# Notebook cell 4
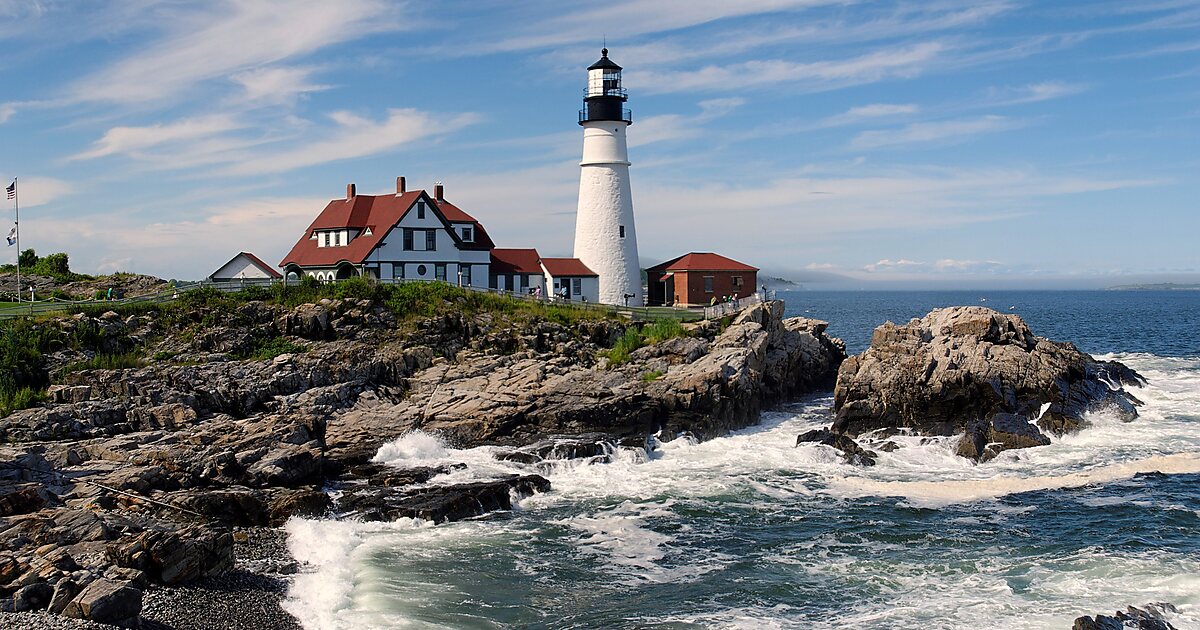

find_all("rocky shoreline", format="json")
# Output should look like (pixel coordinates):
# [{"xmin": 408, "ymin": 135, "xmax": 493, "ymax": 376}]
[{"xmin": 1, "ymin": 289, "xmax": 845, "ymax": 627}]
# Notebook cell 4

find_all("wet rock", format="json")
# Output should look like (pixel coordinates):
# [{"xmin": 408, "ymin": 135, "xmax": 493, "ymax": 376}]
[
  {"xmin": 833, "ymin": 307, "xmax": 1145, "ymax": 459},
  {"xmin": 1073, "ymin": 603, "xmax": 1178, "ymax": 630},
  {"xmin": 795, "ymin": 429, "xmax": 877, "ymax": 466},
  {"xmin": 267, "ymin": 488, "xmax": 332, "ymax": 524},
  {"xmin": 338, "ymin": 475, "xmax": 550, "ymax": 524}
]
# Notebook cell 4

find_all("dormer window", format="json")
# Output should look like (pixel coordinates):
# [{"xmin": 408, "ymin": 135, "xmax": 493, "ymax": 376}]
[
  {"xmin": 334, "ymin": 231, "xmax": 341, "ymax": 246},
  {"xmin": 323, "ymin": 232, "xmax": 330, "ymax": 247},
  {"xmin": 461, "ymin": 226, "xmax": 473, "ymax": 242}
]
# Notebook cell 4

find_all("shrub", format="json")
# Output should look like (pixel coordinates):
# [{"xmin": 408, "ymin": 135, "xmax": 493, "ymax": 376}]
[
  {"xmin": 58, "ymin": 352, "xmax": 145, "ymax": 377},
  {"xmin": 0, "ymin": 386, "xmax": 47, "ymax": 417},
  {"xmin": 607, "ymin": 328, "xmax": 644, "ymax": 366},
  {"xmin": 641, "ymin": 369, "xmax": 664, "ymax": 382},
  {"xmin": 643, "ymin": 318, "xmax": 685, "ymax": 344},
  {"xmin": 239, "ymin": 337, "xmax": 306, "ymax": 361}
]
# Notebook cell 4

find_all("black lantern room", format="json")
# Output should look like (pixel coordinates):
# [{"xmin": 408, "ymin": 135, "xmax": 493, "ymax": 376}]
[{"xmin": 579, "ymin": 48, "xmax": 632, "ymax": 125}]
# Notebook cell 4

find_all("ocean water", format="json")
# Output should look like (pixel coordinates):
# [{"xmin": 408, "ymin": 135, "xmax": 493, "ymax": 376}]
[{"xmin": 284, "ymin": 291, "xmax": 1200, "ymax": 629}]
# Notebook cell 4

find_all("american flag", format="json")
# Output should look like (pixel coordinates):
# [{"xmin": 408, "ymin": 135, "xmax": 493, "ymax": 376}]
[{"xmin": 5, "ymin": 181, "xmax": 13, "ymax": 200}]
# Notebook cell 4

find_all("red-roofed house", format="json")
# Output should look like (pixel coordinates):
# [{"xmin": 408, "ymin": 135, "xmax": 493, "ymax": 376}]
[
  {"xmin": 645, "ymin": 252, "xmax": 758, "ymax": 306},
  {"xmin": 541, "ymin": 257, "xmax": 600, "ymax": 303},
  {"xmin": 280, "ymin": 178, "xmax": 493, "ymax": 286},
  {"xmin": 210, "ymin": 252, "xmax": 283, "ymax": 281},
  {"xmin": 489, "ymin": 248, "xmax": 545, "ymax": 294}
]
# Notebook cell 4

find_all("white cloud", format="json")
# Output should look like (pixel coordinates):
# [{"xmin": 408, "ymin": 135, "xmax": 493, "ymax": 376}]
[
  {"xmin": 629, "ymin": 42, "xmax": 944, "ymax": 94},
  {"xmin": 864, "ymin": 259, "xmax": 926, "ymax": 272},
  {"xmin": 850, "ymin": 115, "xmax": 1023, "ymax": 150},
  {"xmin": 69, "ymin": 0, "xmax": 400, "ymax": 104},
  {"xmin": 70, "ymin": 115, "xmax": 246, "ymax": 161},
  {"xmin": 4, "ymin": 176, "xmax": 72, "ymax": 208},
  {"xmin": 983, "ymin": 81, "xmax": 1087, "ymax": 106},
  {"xmin": 0, "ymin": 103, "xmax": 14, "ymax": 124},
  {"xmin": 822, "ymin": 103, "xmax": 920, "ymax": 126},
  {"xmin": 230, "ymin": 66, "xmax": 330, "ymax": 104},
  {"xmin": 630, "ymin": 97, "xmax": 746, "ymax": 147},
  {"xmin": 933, "ymin": 258, "xmax": 1006, "ymax": 272},
  {"xmin": 222, "ymin": 108, "xmax": 481, "ymax": 176}
]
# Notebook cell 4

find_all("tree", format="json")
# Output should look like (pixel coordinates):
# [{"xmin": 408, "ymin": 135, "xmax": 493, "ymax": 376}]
[{"xmin": 17, "ymin": 249, "xmax": 37, "ymax": 269}]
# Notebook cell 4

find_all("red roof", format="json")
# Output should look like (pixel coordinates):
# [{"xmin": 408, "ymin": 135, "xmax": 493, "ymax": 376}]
[
  {"xmin": 540, "ymin": 257, "xmax": 597, "ymax": 277},
  {"xmin": 280, "ymin": 190, "xmax": 491, "ymax": 268},
  {"xmin": 646, "ymin": 252, "xmax": 758, "ymax": 273},
  {"xmin": 491, "ymin": 248, "xmax": 543, "ymax": 274},
  {"xmin": 238, "ymin": 252, "xmax": 282, "ymax": 278}
]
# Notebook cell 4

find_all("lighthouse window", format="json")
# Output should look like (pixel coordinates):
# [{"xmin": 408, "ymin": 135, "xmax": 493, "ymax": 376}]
[{"xmin": 619, "ymin": 225, "xmax": 625, "ymax": 238}]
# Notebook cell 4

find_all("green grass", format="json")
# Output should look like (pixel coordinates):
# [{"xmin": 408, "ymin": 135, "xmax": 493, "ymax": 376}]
[
  {"xmin": 642, "ymin": 318, "xmax": 686, "ymax": 344},
  {"xmin": 606, "ymin": 318, "xmax": 689, "ymax": 367},
  {"xmin": 606, "ymin": 328, "xmax": 645, "ymax": 366},
  {"xmin": 0, "ymin": 386, "xmax": 47, "ymax": 417},
  {"xmin": 238, "ymin": 337, "xmax": 307, "ymax": 361},
  {"xmin": 641, "ymin": 369, "xmax": 664, "ymax": 382},
  {"xmin": 57, "ymin": 351, "xmax": 146, "ymax": 377}
]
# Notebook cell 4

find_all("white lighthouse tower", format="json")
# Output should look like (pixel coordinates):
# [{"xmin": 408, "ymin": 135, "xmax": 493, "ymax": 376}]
[{"xmin": 573, "ymin": 48, "xmax": 642, "ymax": 306}]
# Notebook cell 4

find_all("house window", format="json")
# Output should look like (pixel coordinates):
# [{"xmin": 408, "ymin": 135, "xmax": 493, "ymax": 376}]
[
  {"xmin": 416, "ymin": 264, "xmax": 427, "ymax": 276},
  {"xmin": 732, "ymin": 276, "xmax": 743, "ymax": 288},
  {"xmin": 704, "ymin": 276, "xmax": 714, "ymax": 293},
  {"xmin": 520, "ymin": 274, "xmax": 529, "ymax": 289},
  {"xmin": 461, "ymin": 226, "xmax": 473, "ymax": 241},
  {"xmin": 619, "ymin": 225, "xmax": 625, "ymax": 238},
  {"xmin": 425, "ymin": 230, "xmax": 436, "ymax": 251},
  {"xmin": 572, "ymin": 278, "xmax": 582, "ymax": 294},
  {"xmin": 323, "ymin": 232, "xmax": 330, "ymax": 247},
  {"xmin": 417, "ymin": 201, "xmax": 426, "ymax": 219},
  {"xmin": 334, "ymin": 232, "xmax": 341, "ymax": 246},
  {"xmin": 435, "ymin": 264, "xmax": 447, "ymax": 281},
  {"xmin": 461, "ymin": 264, "xmax": 471, "ymax": 286},
  {"xmin": 398, "ymin": 264, "xmax": 405, "ymax": 279},
  {"xmin": 403, "ymin": 229, "xmax": 414, "ymax": 251}
]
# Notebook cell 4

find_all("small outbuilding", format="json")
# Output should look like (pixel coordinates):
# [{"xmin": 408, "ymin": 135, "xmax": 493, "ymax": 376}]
[
  {"xmin": 646, "ymin": 252, "xmax": 758, "ymax": 307},
  {"xmin": 540, "ymin": 257, "xmax": 600, "ymax": 303},
  {"xmin": 209, "ymin": 252, "xmax": 283, "ymax": 282}
]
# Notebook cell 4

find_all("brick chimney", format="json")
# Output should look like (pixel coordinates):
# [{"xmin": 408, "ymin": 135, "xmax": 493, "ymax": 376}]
[
  {"xmin": 434, "ymin": 182, "xmax": 444, "ymax": 201},
  {"xmin": 396, "ymin": 176, "xmax": 406, "ymax": 194},
  {"xmin": 346, "ymin": 183, "xmax": 356, "ymax": 200}
]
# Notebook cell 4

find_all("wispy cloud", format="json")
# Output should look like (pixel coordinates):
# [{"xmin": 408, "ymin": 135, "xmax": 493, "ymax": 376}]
[
  {"xmin": 982, "ymin": 81, "xmax": 1088, "ymax": 106},
  {"xmin": 222, "ymin": 109, "xmax": 481, "ymax": 176},
  {"xmin": 629, "ymin": 42, "xmax": 944, "ymax": 94},
  {"xmin": 864, "ymin": 258, "xmax": 925, "ymax": 272},
  {"xmin": 0, "ymin": 103, "xmax": 14, "ymax": 124},
  {"xmin": 70, "ymin": 114, "xmax": 247, "ymax": 161},
  {"xmin": 821, "ymin": 103, "xmax": 920, "ymax": 126},
  {"xmin": 68, "ymin": 0, "xmax": 401, "ymax": 104},
  {"xmin": 230, "ymin": 66, "xmax": 331, "ymax": 105},
  {"xmin": 6, "ymin": 176, "xmax": 73, "ymax": 208},
  {"xmin": 850, "ymin": 115, "xmax": 1024, "ymax": 150},
  {"xmin": 631, "ymin": 97, "xmax": 747, "ymax": 147}
]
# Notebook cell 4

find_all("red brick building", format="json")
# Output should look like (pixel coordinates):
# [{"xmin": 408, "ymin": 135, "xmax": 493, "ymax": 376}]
[{"xmin": 646, "ymin": 252, "xmax": 759, "ymax": 307}]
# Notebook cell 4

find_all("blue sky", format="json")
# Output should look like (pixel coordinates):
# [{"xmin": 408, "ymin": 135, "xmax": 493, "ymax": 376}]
[{"xmin": 0, "ymin": 0, "xmax": 1197, "ymax": 288}]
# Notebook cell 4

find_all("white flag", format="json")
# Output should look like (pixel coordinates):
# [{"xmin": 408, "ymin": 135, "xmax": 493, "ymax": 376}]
[{"xmin": 5, "ymin": 226, "xmax": 14, "ymax": 246}]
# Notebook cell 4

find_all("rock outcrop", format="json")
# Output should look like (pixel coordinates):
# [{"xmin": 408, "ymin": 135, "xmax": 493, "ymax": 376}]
[
  {"xmin": 831, "ymin": 307, "xmax": 1145, "ymax": 461},
  {"xmin": 1073, "ymin": 603, "xmax": 1178, "ymax": 630},
  {"xmin": 1, "ymin": 295, "xmax": 844, "ymax": 626}
]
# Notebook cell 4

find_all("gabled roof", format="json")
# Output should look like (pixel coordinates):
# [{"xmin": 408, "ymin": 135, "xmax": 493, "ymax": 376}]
[
  {"xmin": 436, "ymin": 199, "xmax": 494, "ymax": 250},
  {"xmin": 212, "ymin": 251, "xmax": 282, "ymax": 279},
  {"xmin": 541, "ymin": 257, "xmax": 597, "ymax": 277},
  {"xmin": 280, "ymin": 190, "xmax": 492, "ymax": 268},
  {"xmin": 646, "ymin": 252, "xmax": 758, "ymax": 273},
  {"xmin": 491, "ymin": 248, "xmax": 542, "ymax": 274}
]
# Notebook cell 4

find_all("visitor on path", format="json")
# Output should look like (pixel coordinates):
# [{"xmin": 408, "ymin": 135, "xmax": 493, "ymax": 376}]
[{"xmin": 106, "ymin": 287, "xmax": 113, "ymax": 301}]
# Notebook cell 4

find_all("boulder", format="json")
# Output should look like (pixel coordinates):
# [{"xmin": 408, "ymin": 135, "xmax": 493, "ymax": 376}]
[
  {"xmin": 11, "ymin": 581, "xmax": 54, "ymax": 611},
  {"xmin": 833, "ymin": 307, "xmax": 1144, "ymax": 460},
  {"xmin": 1073, "ymin": 603, "xmax": 1178, "ymax": 630},
  {"xmin": 107, "ymin": 526, "xmax": 233, "ymax": 585},
  {"xmin": 338, "ymin": 474, "xmax": 550, "ymax": 523},
  {"xmin": 61, "ymin": 578, "xmax": 142, "ymax": 628},
  {"xmin": 795, "ymin": 428, "xmax": 877, "ymax": 466}
]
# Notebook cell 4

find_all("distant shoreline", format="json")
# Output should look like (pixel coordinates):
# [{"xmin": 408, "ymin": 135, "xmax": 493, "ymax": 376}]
[{"xmin": 1106, "ymin": 283, "xmax": 1200, "ymax": 291}]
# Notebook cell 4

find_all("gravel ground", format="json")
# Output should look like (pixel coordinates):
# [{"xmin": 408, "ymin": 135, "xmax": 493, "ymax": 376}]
[{"xmin": 2, "ymin": 527, "xmax": 303, "ymax": 630}]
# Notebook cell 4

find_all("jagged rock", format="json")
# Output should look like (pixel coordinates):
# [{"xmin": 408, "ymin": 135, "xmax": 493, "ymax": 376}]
[
  {"xmin": 107, "ymin": 526, "xmax": 233, "ymax": 585},
  {"xmin": 495, "ymin": 434, "xmax": 616, "ymax": 465},
  {"xmin": 0, "ymin": 485, "xmax": 48, "ymax": 516},
  {"xmin": 338, "ymin": 475, "xmax": 550, "ymax": 523},
  {"xmin": 267, "ymin": 488, "xmax": 332, "ymax": 524},
  {"xmin": 61, "ymin": 578, "xmax": 142, "ymax": 628},
  {"xmin": 833, "ymin": 307, "xmax": 1144, "ymax": 459},
  {"xmin": 795, "ymin": 429, "xmax": 877, "ymax": 466},
  {"xmin": 12, "ymin": 581, "xmax": 54, "ymax": 611},
  {"xmin": 1073, "ymin": 603, "xmax": 1178, "ymax": 630},
  {"xmin": 47, "ymin": 578, "xmax": 82, "ymax": 614}
]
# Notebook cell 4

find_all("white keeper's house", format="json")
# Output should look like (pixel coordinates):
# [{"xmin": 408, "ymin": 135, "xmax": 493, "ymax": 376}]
[
  {"xmin": 280, "ymin": 177, "xmax": 598, "ymax": 303},
  {"xmin": 280, "ymin": 178, "xmax": 495, "ymax": 286}
]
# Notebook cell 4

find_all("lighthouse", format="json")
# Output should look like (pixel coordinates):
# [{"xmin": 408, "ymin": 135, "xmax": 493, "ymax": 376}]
[{"xmin": 573, "ymin": 48, "xmax": 642, "ymax": 306}]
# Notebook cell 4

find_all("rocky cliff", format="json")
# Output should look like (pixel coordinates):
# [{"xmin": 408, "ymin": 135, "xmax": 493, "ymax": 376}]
[
  {"xmin": 0, "ymin": 292, "xmax": 843, "ymax": 625},
  {"xmin": 830, "ymin": 306, "xmax": 1145, "ymax": 462}
]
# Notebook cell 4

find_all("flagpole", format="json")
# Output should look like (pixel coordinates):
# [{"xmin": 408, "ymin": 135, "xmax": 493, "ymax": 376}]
[{"xmin": 12, "ymin": 178, "xmax": 20, "ymax": 304}]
